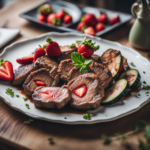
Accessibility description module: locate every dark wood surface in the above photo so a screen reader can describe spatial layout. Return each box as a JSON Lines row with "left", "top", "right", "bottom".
{"left": 0, "top": 0, "right": 150, "bottom": 150}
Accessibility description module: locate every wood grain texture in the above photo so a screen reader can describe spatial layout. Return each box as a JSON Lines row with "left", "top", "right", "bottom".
{"left": 0, "top": 0, "right": 150, "bottom": 150}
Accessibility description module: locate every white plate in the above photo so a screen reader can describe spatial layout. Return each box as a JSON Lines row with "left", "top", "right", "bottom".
{"left": 0, "top": 32, "right": 150, "bottom": 124}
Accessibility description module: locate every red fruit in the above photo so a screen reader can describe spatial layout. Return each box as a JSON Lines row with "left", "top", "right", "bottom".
{"left": 96, "top": 23, "right": 105, "bottom": 32}
{"left": 57, "top": 10, "right": 65, "bottom": 20}
{"left": 84, "top": 26, "right": 95, "bottom": 36}
{"left": 46, "top": 37, "right": 61, "bottom": 57}
{"left": 109, "top": 15, "right": 120, "bottom": 25}
{"left": 16, "top": 56, "right": 34, "bottom": 65}
{"left": 78, "top": 44, "right": 94, "bottom": 58}
{"left": 64, "top": 15, "right": 72, "bottom": 24}
{"left": 0, "top": 59, "right": 14, "bottom": 81}
{"left": 34, "top": 80, "right": 46, "bottom": 86}
{"left": 73, "top": 84, "right": 87, "bottom": 98}
{"left": 39, "top": 4, "right": 52, "bottom": 16}
{"left": 77, "top": 22, "right": 87, "bottom": 32}
{"left": 83, "top": 14, "right": 97, "bottom": 27}
{"left": 98, "top": 14, "right": 108, "bottom": 24}
{"left": 37, "top": 15, "right": 47, "bottom": 22}
{"left": 47, "top": 13, "right": 61, "bottom": 25}
{"left": 34, "top": 46, "right": 46, "bottom": 60}
{"left": 40, "top": 90, "right": 54, "bottom": 98}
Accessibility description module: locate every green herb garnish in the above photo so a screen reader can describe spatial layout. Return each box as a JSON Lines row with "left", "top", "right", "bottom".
{"left": 24, "top": 119, "right": 34, "bottom": 124}
{"left": 142, "top": 85, "right": 150, "bottom": 90}
{"left": 64, "top": 117, "right": 67, "bottom": 119}
{"left": 48, "top": 137, "right": 54, "bottom": 144}
{"left": 5, "top": 88, "right": 14, "bottom": 97}
{"left": 69, "top": 43, "right": 76, "bottom": 48}
{"left": 145, "top": 91, "right": 149, "bottom": 94}
{"left": 23, "top": 97, "right": 28, "bottom": 101}
{"left": 130, "top": 62, "right": 136, "bottom": 67}
{"left": 16, "top": 95, "right": 19, "bottom": 98}
{"left": 71, "top": 52, "right": 93, "bottom": 73}
{"left": 25, "top": 104, "right": 30, "bottom": 109}
{"left": 83, "top": 113, "right": 93, "bottom": 120}
{"left": 135, "top": 93, "right": 141, "bottom": 98}
{"left": 76, "top": 37, "right": 100, "bottom": 51}
{"left": 143, "top": 81, "right": 147, "bottom": 84}
{"left": 143, "top": 71, "right": 146, "bottom": 74}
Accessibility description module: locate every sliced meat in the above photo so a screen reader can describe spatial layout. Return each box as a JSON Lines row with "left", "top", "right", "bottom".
{"left": 58, "top": 59, "right": 74, "bottom": 82}
{"left": 12, "top": 63, "right": 38, "bottom": 86}
{"left": 57, "top": 45, "right": 77, "bottom": 62}
{"left": 32, "top": 85, "right": 71, "bottom": 109}
{"left": 86, "top": 54, "right": 101, "bottom": 63}
{"left": 91, "top": 62, "right": 113, "bottom": 90}
{"left": 35, "top": 55, "right": 58, "bottom": 70}
{"left": 123, "top": 57, "right": 130, "bottom": 70}
{"left": 68, "top": 73, "right": 105, "bottom": 110}
{"left": 23, "top": 68, "right": 58, "bottom": 96}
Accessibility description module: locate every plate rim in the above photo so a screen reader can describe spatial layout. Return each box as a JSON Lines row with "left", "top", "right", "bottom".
{"left": 0, "top": 32, "right": 150, "bottom": 125}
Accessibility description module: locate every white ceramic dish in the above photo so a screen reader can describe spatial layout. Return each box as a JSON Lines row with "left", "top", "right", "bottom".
{"left": 0, "top": 32, "right": 150, "bottom": 124}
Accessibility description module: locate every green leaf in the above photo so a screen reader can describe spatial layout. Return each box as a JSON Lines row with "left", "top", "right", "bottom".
{"left": 64, "top": 117, "right": 67, "bottom": 119}
{"left": 139, "top": 139, "right": 147, "bottom": 150}
{"left": 23, "top": 97, "right": 28, "bottom": 101}
{"left": 85, "top": 66, "right": 93, "bottom": 72}
{"left": 71, "top": 52, "right": 85, "bottom": 64}
{"left": 84, "top": 60, "right": 92, "bottom": 65}
{"left": 143, "top": 81, "right": 147, "bottom": 84}
{"left": 25, "top": 104, "right": 30, "bottom": 109}
{"left": 5, "top": 88, "right": 14, "bottom": 97}
{"left": 83, "top": 113, "right": 93, "bottom": 120}
{"left": 0, "top": 59, "right": 7, "bottom": 66}
{"left": 46, "top": 37, "right": 53, "bottom": 43}
{"left": 16, "top": 95, "right": 19, "bottom": 98}
{"left": 43, "top": 44, "right": 46, "bottom": 49}
{"left": 73, "top": 63, "right": 83, "bottom": 68}
{"left": 143, "top": 71, "right": 146, "bottom": 74}
{"left": 142, "top": 85, "right": 150, "bottom": 90}
{"left": 145, "top": 126, "right": 150, "bottom": 143}
{"left": 69, "top": 43, "right": 76, "bottom": 48}
{"left": 130, "top": 62, "right": 136, "bottom": 67}
{"left": 79, "top": 66, "right": 86, "bottom": 73}
{"left": 135, "top": 120, "right": 148, "bottom": 131}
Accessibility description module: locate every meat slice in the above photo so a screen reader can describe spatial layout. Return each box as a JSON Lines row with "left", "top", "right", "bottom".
{"left": 91, "top": 62, "right": 113, "bottom": 90}
{"left": 32, "top": 85, "right": 71, "bottom": 109}
{"left": 68, "top": 73, "right": 105, "bottom": 110}
{"left": 57, "top": 45, "right": 77, "bottom": 62}
{"left": 123, "top": 57, "right": 130, "bottom": 70}
{"left": 86, "top": 54, "right": 101, "bottom": 63}
{"left": 23, "top": 68, "right": 58, "bottom": 96}
{"left": 35, "top": 55, "right": 58, "bottom": 70}
{"left": 12, "top": 63, "right": 38, "bottom": 86}
{"left": 58, "top": 59, "right": 74, "bottom": 81}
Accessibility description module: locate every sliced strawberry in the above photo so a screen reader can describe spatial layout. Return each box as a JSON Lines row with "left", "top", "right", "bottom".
{"left": 34, "top": 46, "right": 46, "bottom": 60}
{"left": 16, "top": 56, "right": 34, "bottom": 65}
{"left": 34, "top": 80, "right": 46, "bottom": 86}
{"left": 109, "top": 15, "right": 120, "bottom": 25}
{"left": 84, "top": 26, "right": 95, "bottom": 36}
{"left": 0, "top": 59, "right": 14, "bottom": 81}
{"left": 73, "top": 84, "right": 87, "bottom": 98}
{"left": 40, "top": 90, "right": 54, "bottom": 98}
{"left": 64, "top": 15, "right": 72, "bottom": 24}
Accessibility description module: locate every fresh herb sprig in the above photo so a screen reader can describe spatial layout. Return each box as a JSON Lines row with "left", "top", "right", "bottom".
{"left": 5, "top": 88, "right": 14, "bottom": 97}
{"left": 83, "top": 113, "right": 93, "bottom": 120}
{"left": 70, "top": 43, "right": 76, "bottom": 48}
{"left": 71, "top": 52, "right": 93, "bottom": 73}
{"left": 135, "top": 93, "right": 141, "bottom": 98}
{"left": 142, "top": 85, "right": 150, "bottom": 90}
{"left": 25, "top": 104, "right": 30, "bottom": 109}
{"left": 130, "top": 62, "right": 136, "bottom": 67}
{"left": 23, "top": 97, "right": 28, "bottom": 101}
{"left": 76, "top": 37, "right": 100, "bottom": 51}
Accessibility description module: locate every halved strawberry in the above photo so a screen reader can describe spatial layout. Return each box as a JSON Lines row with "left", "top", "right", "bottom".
{"left": 37, "top": 15, "right": 47, "bottom": 22}
{"left": 73, "top": 84, "right": 87, "bottom": 98}
{"left": 0, "top": 59, "right": 14, "bottom": 81}
{"left": 84, "top": 26, "right": 95, "bottom": 36}
{"left": 34, "top": 80, "right": 46, "bottom": 86}
{"left": 34, "top": 45, "right": 46, "bottom": 60}
{"left": 109, "top": 15, "right": 120, "bottom": 25}
{"left": 40, "top": 90, "right": 54, "bottom": 98}
{"left": 16, "top": 56, "right": 34, "bottom": 64}
{"left": 64, "top": 15, "right": 72, "bottom": 24}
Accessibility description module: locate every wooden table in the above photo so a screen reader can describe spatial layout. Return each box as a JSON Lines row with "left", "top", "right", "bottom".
{"left": 0, "top": 0, "right": 150, "bottom": 150}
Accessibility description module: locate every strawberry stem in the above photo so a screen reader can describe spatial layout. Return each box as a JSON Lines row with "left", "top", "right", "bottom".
{"left": 46, "top": 37, "right": 53, "bottom": 43}
{"left": 0, "top": 59, "right": 7, "bottom": 66}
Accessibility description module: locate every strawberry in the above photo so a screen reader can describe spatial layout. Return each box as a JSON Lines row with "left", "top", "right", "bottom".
{"left": 83, "top": 14, "right": 97, "bottom": 27}
{"left": 109, "top": 15, "right": 120, "bottom": 25}
{"left": 77, "top": 22, "right": 87, "bottom": 32}
{"left": 73, "top": 84, "right": 87, "bottom": 98}
{"left": 76, "top": 37, "right": 99, "bottom": 58}
{"left": 96, "top": 23, "right": 105, "bottom": 32}
{"left": 118, "top": 63, "right": 124, "bottom": 74}
{"left": 84, "top": 26, "right": 95, "bottom": 36}
{"left": 98, "top": 14, "right": 108, "bottom": 24}
{"left": 40, "top": 90, "right": 54, "bottom": 98}
{"left": 57, "top": 10, "right": 67, "bottom": 21}
{"left": 34, "top": 80, "right": 46, "bottom": 86}
{"left": 16, "top": 56, "right": 34, "bottom": 64}
{"left": 38, "top": 4, "right": 52, "bottom": 16}
{"left": 46, "top": 37, "right": 61, "bottom": 57}
{"left": 0, "top": 59, "right": 14, "bottom": 81}
{"left": 47, "top": 13, "right": 61, "bottom": 25}
{"left": 64, "top": 15, "right": 72, "bottom": 24}
{"left": 37, "top": 15, "right": 47, "bottom": 22}
{"left": 34, "top": 45, "right": 46, "bottom": 60}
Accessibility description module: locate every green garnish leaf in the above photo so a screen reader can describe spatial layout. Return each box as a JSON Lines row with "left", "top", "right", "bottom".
{"left": 143, "top": 81, "right": 147, "bottom": 84}
{"left": 101, "top": 135, "right": 111, "bottom": 144}
{"left": 147, "top": 53, "right": 150, "bottom": 57}
{"left": 135, "top": 120, "right": 148, "bottom": 131}
{"left": 46, "top": 37, "right": 53, "bottom": 43}
{"left": 130, "top": 62, "right": 136, "bottom": 67}
{"left": 0, "top": 59, "right": 7, "bottom": 66}
{"left": 135, "top": 93, "right": 141, "bottom": 98}
{"left": 39, "top": 44, "right": 42, "bottom": 48}
{"left": 83, "top": 113, "right": 93, "bottom": 120}
{"left": 23, "top": 97, "right": 28, "bottom": 101}
{"left": 76, "top": 37, "right": 100, "bottom": 51}
{"left": 145, "top": 91, "right": 149, "bottom": 94}
{"left": 142, "top": 85, "right": 150, "bottom": 90}
{"left": 16, "top": 95, "right": 19, "bottom": 98}
{"left": 43, "top": 44, "right": 46, "bottom": 49}
{"left": 69, "top": 43, "right": 76, "bottom": 48}
{"left": 5, "top": 88, "right": 14, "bottom": 97}
{"left": 64, "top": 117, "right": 67, "bottom": 119}
{"left": 25, "top": 104, "right": 30, "bottom": 109}
{"left": 71, "top": 52, "right": 85, "bottom": 64}
{"left": 48, "top": 137, "right": 54, "bottom": 144}
{"left": 24, "top": 119, "right": 34, "bottom": 124}
{"left": 143, "top": 71, "right": 146, "bottom": 74}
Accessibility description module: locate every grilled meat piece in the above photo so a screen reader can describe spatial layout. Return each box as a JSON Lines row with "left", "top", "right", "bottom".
{"left": 91, "top": 62, "right": 113, "bottom": 90}
{"left": 35, "top": 55, "right": 58, "bottom": 70}
{"left": 32, "top": 85, "right": 71, "bottom": 109}
{"left": 68, "top": 73, "right": 105, "bottom": 110}
{"left": 12, "top": 63, "right": 38, "bottom": 86}
{"left": 23, "top": 68, "right": 58, "bottom": 96}
{"left": 57, "top": 45, "right": 77, "bottom": 62}
{"left": 58, "top": 59, "right": 74, "bottom": 82}
{"left": 86, "top": 54, "right": 101, "bottom": 63}
{"left": 123, "top": 57, "right": 130, "bottom": 70}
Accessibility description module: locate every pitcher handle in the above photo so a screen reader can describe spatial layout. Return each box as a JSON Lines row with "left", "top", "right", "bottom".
{"left": 131, "top": 2, "right": 139, "bottom": 18}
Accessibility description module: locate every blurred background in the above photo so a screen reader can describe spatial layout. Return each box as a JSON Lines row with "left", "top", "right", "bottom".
{"left": 0, "top": 0, "right": 141, "bottom": 14}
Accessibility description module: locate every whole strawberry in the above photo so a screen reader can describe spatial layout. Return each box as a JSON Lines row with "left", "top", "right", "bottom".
{"left": 83, "top": 26, "right": 95, "bottom": 36}
{"left": 46, "top": 37, "right": 61, "bottom": 57}
{"left": 109, "top": 15, "right": 120, "bottom": 25}
{"left": 83, "top": 14, "right": 97, "bottom": 27}
{"left": 38, "top": 4, "right": 53, "bottom": 16}
{"left": 47, "top": 13, "right": 61, "bottom": 25}
{"left": 34, "top": 45, "right": 46, "bottom": 60}
{"left": 98, "top": 14, "right": 108, "bottom": 24}
{"left": 0, "top": 59, "right": 14, "bottom": 81}
{"left": 77, "top": 22, "right": 87, "bottom": 32}
{"left": 64, "top": 15, "right": 72, "bottom": 24}
{"left": 37, "top": 15, "right": 47, "bottom": 22}
{"left": 96, "top": 23, "right": 105, "bottom": 32}
{"left": 57, "top": 10, "right": 67, "bottom": 21}
{"left": 76, "top": 37, "right": 99, "bottom": 58}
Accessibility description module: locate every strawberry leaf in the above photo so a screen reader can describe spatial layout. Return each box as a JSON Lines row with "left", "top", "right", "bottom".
{"left": 46, "top": 37, "right": 53, "bottom": 43}
{"left": 0, "top": 59, "right": 7, "bottom": 66}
